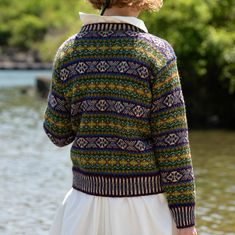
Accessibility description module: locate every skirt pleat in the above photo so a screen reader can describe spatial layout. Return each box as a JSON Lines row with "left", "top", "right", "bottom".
{"left": 49, "top": 188, "right": 179, "bottom": 235}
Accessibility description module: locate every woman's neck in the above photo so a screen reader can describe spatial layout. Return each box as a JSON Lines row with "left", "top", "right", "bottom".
{"left": 102, "top": 6, "right": 140, "bottom": 17}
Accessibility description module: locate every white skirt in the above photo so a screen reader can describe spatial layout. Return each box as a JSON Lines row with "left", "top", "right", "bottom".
{"left": 49, "top": 188, "right": 180, "bottom": 235}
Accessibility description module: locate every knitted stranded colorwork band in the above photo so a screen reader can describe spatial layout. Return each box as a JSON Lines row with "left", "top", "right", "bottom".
{"left": 43, "top": 22, "right": 196, "bottom": 228}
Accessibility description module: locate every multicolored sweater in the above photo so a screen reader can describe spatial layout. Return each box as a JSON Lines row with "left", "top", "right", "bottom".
{"left": 43, "top": 22, "right": 196, "bottom": 229}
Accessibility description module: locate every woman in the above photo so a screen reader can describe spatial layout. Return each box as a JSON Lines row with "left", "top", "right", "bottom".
{"left": 43, "top": 0, "right": 198, "bottom": 235}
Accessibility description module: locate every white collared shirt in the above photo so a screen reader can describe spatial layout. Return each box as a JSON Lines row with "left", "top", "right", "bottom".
{"left": 79, "top": 11, "right": 148, "bottom": 33}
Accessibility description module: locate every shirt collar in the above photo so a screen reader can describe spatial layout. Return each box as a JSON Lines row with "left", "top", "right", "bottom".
{"left": 79, "top": 12, "right": 148, "bottom": 33}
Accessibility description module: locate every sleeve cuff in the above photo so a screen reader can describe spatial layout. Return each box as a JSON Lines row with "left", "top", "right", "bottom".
{"left": 169, "top": 204, "right": 196, "bottom": 228}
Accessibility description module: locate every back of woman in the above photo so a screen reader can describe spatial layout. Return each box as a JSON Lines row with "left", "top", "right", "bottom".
{"left": 43, "top": 1, "right": 197, "bottom": 235}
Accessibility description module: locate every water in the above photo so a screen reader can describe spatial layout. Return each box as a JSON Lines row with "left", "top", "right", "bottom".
{"left": 0, "top": 70, "right": 51, "bottom": 87}
{"left": 0, "top": 71, "right": 235, "bottom": 235}
{"left": 0, "top": 71, "right": 71, "bottom": 235}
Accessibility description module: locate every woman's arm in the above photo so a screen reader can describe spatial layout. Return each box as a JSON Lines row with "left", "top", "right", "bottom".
{"left": 150, "top": 50, "right": 196, "bottom": 229}
{"left": 43, "top": 45, "right": 75, "bottom": 147}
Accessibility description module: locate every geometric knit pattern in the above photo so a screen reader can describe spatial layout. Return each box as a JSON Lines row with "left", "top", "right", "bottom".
{"left": 43, "top": 22, "right": 196, "bottom": 229}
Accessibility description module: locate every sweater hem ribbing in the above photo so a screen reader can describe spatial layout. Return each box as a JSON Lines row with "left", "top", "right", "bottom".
{"left": 72, "top": 166, "right": 164, "bottom": 197}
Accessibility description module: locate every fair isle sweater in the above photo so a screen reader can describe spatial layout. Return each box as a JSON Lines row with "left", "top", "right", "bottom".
{"left": 43, "top": 12, "right": 196, "bottom": 229}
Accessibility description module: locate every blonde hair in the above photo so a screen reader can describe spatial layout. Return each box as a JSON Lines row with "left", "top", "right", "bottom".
{"left": 86, "top": 0, "right": 163, "bottom": 12}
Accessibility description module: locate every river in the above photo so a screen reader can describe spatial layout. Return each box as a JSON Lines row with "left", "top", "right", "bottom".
{"left": 0, "top": 70, "right": 51, "bottom": 88}
{"left": 0, "top": 70, "right": 234, "bottom": 235}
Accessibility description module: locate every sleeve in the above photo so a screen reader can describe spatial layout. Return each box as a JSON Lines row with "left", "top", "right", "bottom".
{"left": 149, "top": 55, "right": 196, "bottom": 228}
{"left": 43, "top": 46, "right": 75, "bottom": 147}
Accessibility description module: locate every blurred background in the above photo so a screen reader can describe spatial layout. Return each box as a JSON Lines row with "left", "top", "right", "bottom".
{"left": 0, "top": 0, "right": 234, "bottom": 234}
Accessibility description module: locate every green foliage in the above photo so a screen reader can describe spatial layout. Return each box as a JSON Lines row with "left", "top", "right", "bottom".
{"left": 0, "top": 0, "right": 94, "bottom": 58}
{"left": 9, "top": 14, "right": 46, "bottom": 49}
{"left": 0, "top": 25, "right": 11, "bottom": 46}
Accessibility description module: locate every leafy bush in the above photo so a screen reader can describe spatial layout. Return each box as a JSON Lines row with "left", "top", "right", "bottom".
{"left": 9, "top": 14, "right": 46, "bottom": 49}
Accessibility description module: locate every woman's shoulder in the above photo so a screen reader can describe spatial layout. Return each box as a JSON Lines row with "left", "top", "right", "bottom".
{"left": 142, "top": 32, "right": 176, "bottom": 62}
{"left": 57, "top": 34, "right": 77, "bottom": 54}
{"left": 53, "top": 34, "right": 79, "bottom": 67}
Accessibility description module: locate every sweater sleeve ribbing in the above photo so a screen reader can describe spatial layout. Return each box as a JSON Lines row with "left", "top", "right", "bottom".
{"left": 149, "top": 56, "right": 196, "bottom": 228}
{"left": 43, "top": 46, "right": 75, "bottom": 147}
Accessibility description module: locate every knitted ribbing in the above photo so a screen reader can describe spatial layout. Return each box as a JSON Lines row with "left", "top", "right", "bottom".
{"left": 43, "top": 22, "right": 196, "bottom": 228}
